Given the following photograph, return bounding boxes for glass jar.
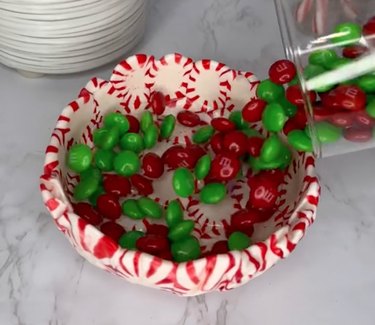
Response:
[274,0,375,157]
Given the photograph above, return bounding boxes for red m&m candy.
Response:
[150,92,166,116]
[326,85,366,111]
[142,153,164,179]
[162,145,195,169]
[177,111,201,127]
[136,235,169,255]
[329,111,354,128]
[126,114,140,133]
[211,117,236,132]
[222,130,248,157]
[97,193,122,220]
[268,59,297,84]
[242,99,267,123]
[249,178,278,210]
[286,85,317,106]
[231,209,262,231]
[210,133,224,154]
[209,241,228,255]
[73,202,103,225]
[246,137,264,157]
[210,153,241,181]
[100,221,125,242]
[130,174,154,195]
[103,174,131,197]
[344,127,373,143]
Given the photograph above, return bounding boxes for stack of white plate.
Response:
[0,0,146,75]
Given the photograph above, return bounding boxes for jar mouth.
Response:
[273,0,322,158]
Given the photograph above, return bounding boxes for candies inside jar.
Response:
[275,0,375,157]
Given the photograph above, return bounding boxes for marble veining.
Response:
[1,0,374,324]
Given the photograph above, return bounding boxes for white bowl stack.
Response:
[0,0,146,75]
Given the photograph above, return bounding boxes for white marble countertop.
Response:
[1,0,374,324]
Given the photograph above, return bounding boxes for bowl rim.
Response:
[40,53,320,293]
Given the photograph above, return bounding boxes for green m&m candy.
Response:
[173,168,195,198]
[113,151,140,176]
[308,49,338,69]
[119,231,145,250]
[357,74,375,93]
[279,97,297,117]
[171,236,201,262]
[229,111,248,130]
[89,185,105,206]
[104,112,129,135]
[94,149,115,171]
[262,103,287,132]
[260,134,283,163]
[332,22,362,46]
[67,144,92,173]
[93,127,120,150]
[287,130,313,152]
[194,154,211,180]
[160,114,176,139]
[304,64,326,79]
[200,183,226,204]
[168,220,195,242]
[140,110,153,133]
[143,124,159,149]
[120,133,144,153]
[166,199,184,228]
[192,125,215,144]
[279,146,292,170]
[80,166,101,182]
[122,199,144,219]
[73,177,99,201]
[228,231,251,251]
[314,122,342,144]
[137,197,163,219]
[256,79,284,102]
[366,100,375,118]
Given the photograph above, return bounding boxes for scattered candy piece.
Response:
[142,152,164,179]
[119,133,144,153]
[73,202,102,225]
[192,125,215,144]
[137,197,163,219]
[113,151,140,176]
[268,59,296,84]
[122,199,144,219]
[200,183,227,205]
[104,112,129,135]
[228,231,251,251]
[168,220,195,242]
[171,236,201,262]
[130,174,154,196]
[287,130,314,152]
[256,79,285,102]
[177,111,201,127]
[67,144,92,173]
[194,154,211,180]
[166,199,184,228]
[119,231,145,250]
[173,168,195,198]
[160,114,176,139]
[100,221,125,242]
[97,193,122,220]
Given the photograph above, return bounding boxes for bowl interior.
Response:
[55,83,309,255]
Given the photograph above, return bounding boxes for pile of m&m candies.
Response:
[67,83,306,263]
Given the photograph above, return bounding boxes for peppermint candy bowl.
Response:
[40,54,320,296]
